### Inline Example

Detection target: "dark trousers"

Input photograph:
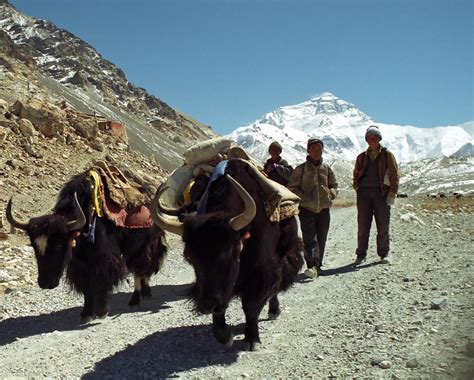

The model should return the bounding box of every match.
[356,187,390,258]
[299,207,330,268]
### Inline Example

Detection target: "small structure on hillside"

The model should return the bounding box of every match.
[57,100,128,143]
[97,120,127,141]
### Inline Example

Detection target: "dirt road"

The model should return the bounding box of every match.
[0,196,473,379]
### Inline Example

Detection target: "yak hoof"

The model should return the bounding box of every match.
[213,327,234,347]
[128,291,141,308]
[140,285,152,299]
[223,332,234,348]
[95,304,110,319]
[242,341,261,352]
[80,315,94,324]
[268,308,282,320]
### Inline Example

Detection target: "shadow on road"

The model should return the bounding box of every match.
[322,260,382,276]
[110,282,190,316]
[295,260,382,281]
[0,283,190,346]
[83,322,245,379]
[0,305,89,346]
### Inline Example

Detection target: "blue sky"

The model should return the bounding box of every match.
[10,0,473,135]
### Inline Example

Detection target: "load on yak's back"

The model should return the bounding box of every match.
[152,137,304,351]
[160,137,300,221]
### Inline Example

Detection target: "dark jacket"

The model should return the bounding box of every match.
[263,157,293,186]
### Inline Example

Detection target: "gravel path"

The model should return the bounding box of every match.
[1,197,473,379]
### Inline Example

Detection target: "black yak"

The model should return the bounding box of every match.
[6,170,167,323]
[152,158,303,350]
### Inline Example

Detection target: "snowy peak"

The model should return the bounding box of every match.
[306,92,371,122]
[258,92,372,133]
[230,93,473,166]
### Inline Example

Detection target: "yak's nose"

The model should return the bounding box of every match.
[196,303,214,315]
[197,296,226,315]
[197,296,220,315]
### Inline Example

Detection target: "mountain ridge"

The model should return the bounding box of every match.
[0,0,216,171]
[229,92,473,165]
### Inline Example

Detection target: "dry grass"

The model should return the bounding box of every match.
[413,195,474,214]
[332,195,474,214]
[333,197,356,209]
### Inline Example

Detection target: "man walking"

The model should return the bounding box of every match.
[288,138,338,278]
[353,125,399,265]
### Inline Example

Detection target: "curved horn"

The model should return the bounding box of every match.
[66,192,87,231]
[6,197,29,231]
[150,184,184,236]
[154,183,180,216]
[227,175,257,231]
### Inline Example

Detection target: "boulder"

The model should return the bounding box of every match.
[12,99,67,137]
[68,117,98,140]
[17,118,37,137]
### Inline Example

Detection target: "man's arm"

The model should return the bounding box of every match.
[287,165,304,197]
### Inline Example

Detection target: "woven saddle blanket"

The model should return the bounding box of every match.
[89,161,153,228]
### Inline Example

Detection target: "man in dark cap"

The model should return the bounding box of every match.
[287,138,338,278]
[353,125,399,265]
[263,141,293,186]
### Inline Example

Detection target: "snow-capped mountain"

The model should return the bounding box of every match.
[229,92,473,166]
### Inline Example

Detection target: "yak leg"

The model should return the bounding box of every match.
[212,312,234,347]
[268,294,281,320]
[128,275,152,308]
[128,275,142,308]
[80,289,95,324]
[140,276,152,298]
[93,284,111,318]
[242,297,266,351]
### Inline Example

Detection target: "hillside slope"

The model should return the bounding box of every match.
[0,1,217,171]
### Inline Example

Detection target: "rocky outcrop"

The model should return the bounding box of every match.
[0,1,216,147]
[0,1,218,172]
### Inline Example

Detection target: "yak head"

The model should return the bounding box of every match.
[151,171,256,315]
[6,193,87,289]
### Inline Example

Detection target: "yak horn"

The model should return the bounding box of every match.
[154,183,180,216]
[67,193,87,231]
[6,197,29,231]
[227,175,256,231]
[150,185,184,236]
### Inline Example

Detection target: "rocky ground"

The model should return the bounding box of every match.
[0,195,473,379]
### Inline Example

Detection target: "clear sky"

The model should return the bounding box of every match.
[9,0,474,135]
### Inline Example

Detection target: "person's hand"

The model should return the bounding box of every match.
[267,163,278,172]
[387,192,396,206]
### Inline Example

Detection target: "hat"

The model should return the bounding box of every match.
[365,125,382,142]
[307,138,324,151]
[268,141,282,153]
